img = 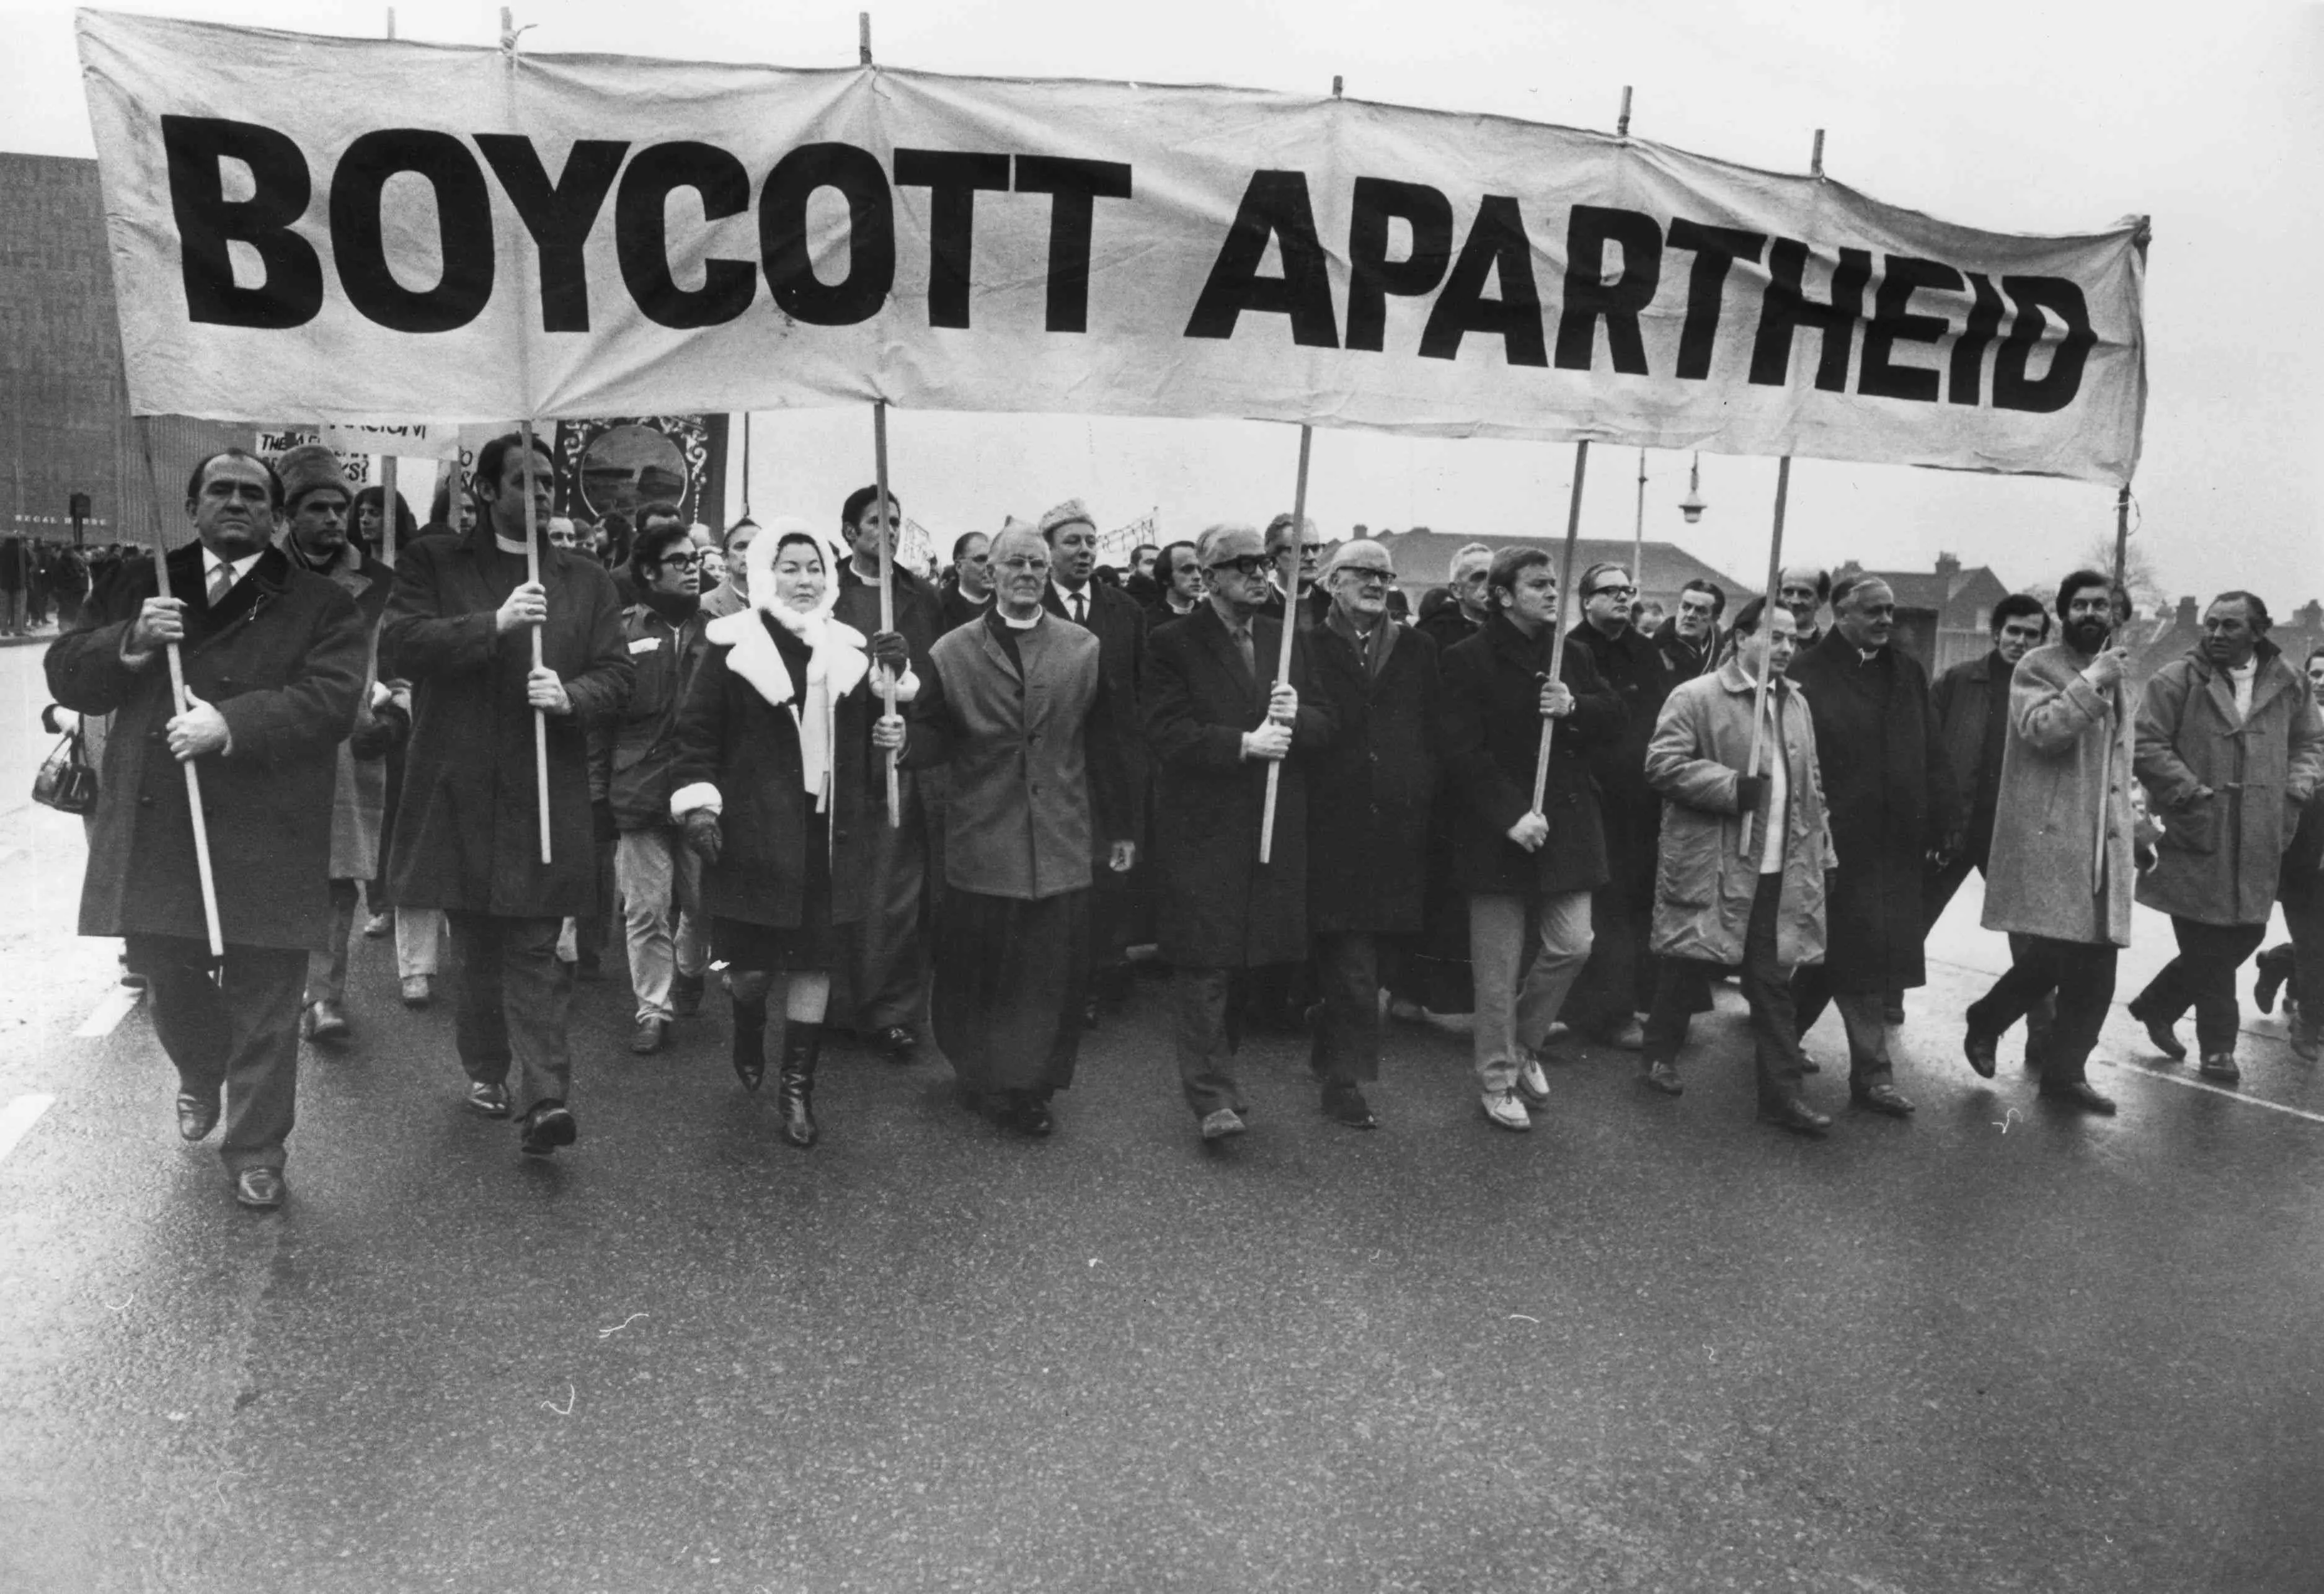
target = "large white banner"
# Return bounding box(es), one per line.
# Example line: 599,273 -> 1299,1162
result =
78,10 -> 2149,484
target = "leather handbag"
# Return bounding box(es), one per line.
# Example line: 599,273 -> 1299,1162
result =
32,703 -> 99,816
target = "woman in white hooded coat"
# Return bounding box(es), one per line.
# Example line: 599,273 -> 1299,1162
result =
668,519 -> 912,1146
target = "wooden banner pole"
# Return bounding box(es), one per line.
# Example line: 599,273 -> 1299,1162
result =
2093,483 -> 2131,885
1257,424 -> 1313,865
135,416 -> 224,960
520,419 -> 551,865
873,401 -> 900,827
1528,440 -> 1590,816
1736,456 -> 1792,858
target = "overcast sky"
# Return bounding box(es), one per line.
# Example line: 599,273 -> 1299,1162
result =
6,1 -> 2317,600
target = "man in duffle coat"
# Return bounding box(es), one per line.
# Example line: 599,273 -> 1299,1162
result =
1962,571 -> 2139,1114
47,449 -> 367,1209
2127,590 -> 2324,1081
1639,600 -> 1838,1133
1146,521 -> 1336,1142
1786,574 -> 1961,1118
905,524 -> 1135,1136
381,432 -> 632,1154
1305,539 -> 1442,1131
274,444 -> 408,1045
1439,545 -> 1623,1132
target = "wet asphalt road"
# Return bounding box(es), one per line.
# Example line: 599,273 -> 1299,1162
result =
3,644 -> 2323,1593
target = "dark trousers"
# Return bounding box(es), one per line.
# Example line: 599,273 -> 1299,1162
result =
305,878 -> 362,1005
1966,935 -> 2118,1084
1172,965 -> 1248,1119
2132,917 -> 2269,1057
445,912 -> 573,1118
2280,884 -> 2324,1020
1310,932 -> 1383,1090
1923,848 -> 2056,1046
1643,873 -> 1807,1110
835,767 -> 929,1033
1563,836 -> 1655,1035
127,933 -> 305,1175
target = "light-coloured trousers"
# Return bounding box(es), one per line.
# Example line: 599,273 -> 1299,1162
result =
616,827 -> 706,1022
1468,890 -> 1594,1092
396,907 -> 442,978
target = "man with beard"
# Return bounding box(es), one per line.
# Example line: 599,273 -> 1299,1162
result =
1561,561 -> 1674,1049
1787,574 -> 1959,1118
907,525 -> 1133,1135
2128,590 -> 2324,1082
1962,572 -> 2136,1113
592,519 -> 714,1054
47,450 -> 366,1209
1147,522 -> 1336,1142
1655,580 -> 1725,681
1040,499 -> 1150,1022
274,445 -> 407,1044
941,529 -> 995,631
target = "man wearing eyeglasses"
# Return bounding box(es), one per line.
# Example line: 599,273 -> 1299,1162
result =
1561,562 -> 1677,1051
1305,541 -> 1442,1129
1147,522 -> 1337,1142
1786,574 -> 1961,1118
1262,512 -> 1331,633
590,520 -> 714,1054
941,529 -> 995,632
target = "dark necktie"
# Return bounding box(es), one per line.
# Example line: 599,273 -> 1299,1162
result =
1071,590 -> 1086,625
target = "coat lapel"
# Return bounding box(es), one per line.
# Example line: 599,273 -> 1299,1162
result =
1190,602 -> 1257,698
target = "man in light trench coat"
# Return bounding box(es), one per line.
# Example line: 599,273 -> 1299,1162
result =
1962,571 -> 2140,1114
1639,599 -> 1838,1135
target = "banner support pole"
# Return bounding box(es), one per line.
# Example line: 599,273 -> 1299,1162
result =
1528,441 -> 1590,817
519,420 -> 551,865
135,416 -> 224,961
1257,424 -> 1311,865
2093,483 -> 2132,885
873,401 -> 900,827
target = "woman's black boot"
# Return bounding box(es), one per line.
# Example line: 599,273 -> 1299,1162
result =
778,1020 -> 823,1147
731,997 -> 768,1091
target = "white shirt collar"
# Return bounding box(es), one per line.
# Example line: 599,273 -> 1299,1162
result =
202,546 -> 265,583
1052,578 -> 1090,610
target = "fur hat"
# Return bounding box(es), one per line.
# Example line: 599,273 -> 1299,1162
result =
1037,499 -> 1096,539
275,444 -> 349,512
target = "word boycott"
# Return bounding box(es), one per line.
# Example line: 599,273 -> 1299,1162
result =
169,118 -> 2094,412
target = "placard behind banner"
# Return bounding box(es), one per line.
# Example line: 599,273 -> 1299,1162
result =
77,11 -> 2149,486
551,414 -> 728,529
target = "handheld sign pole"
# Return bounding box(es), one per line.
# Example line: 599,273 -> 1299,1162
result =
1528,440 -> 1590,816
378,456 -> 398,569
1257,424 -> 1312,865
1736,456 -> 1792,858
520,419 -> 551,865
135,417 -> 224,960
1631,448 -> 1646,607
2093,483 -> 2131,886
873,401 -> 900,827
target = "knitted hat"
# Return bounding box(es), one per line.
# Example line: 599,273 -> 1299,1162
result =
1037,498 -> 1096,539
276,444 -> 349,512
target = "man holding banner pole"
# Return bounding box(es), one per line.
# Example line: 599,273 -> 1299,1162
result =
48,448 -> 368,1210
381,432 -> 631,1155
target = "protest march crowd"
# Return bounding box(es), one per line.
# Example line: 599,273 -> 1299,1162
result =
47,437 -> 2320,1213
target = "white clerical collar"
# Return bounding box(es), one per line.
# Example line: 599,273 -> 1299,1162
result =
1000,607 -> 1041,631
493,532 -> 530,556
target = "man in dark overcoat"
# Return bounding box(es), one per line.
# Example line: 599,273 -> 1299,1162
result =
907,525 -> 1134,1136
1038,498 -> 1150,1022
47,449 -> 366,1209
1146,522 -> 1336,1141
1561,560 -> 1675,1048
1440,546 -> 1623,1131
1786,574 -> 1960,1116
381,433 -> 632,1154
1306,540 -> 1440,1130
830,483 -> 945,1059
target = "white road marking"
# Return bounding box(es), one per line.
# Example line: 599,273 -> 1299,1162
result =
2090,1057 -> 2324,1126
0,1093 -> 56,1165
75,984 -> 142,1038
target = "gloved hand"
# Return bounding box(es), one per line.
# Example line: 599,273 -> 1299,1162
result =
682,809 -> 722,865
869,630 -> 909,675
1733,775 -> 1766,815
347,701 -> 409,760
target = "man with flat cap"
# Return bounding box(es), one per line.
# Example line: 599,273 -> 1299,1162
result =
1146,521 -> 1336,1141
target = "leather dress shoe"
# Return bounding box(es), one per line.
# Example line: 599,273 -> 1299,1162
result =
2134,1008 -> 2188,1062
872,1025 -> 918,1062
1757,1098 -> 1831,1137
630,1017 -> 668,1055
1199,1107 -> 1247,1141
234,1167 -> 285,1210
301,999 -> 350,1042
2256,958 -> 2288,1015
2040,1079 -> 2117,1114
176,1092 -> 220,1142
1963,1028 -> 1998,1079
2198,1053 -> 2240,1084
1797,1051 -> 1822,1074
1643,1061 -> 1683,1096
464,1080 -> 511,1118
1008,1093 -> 1056,1138
1321,1084 -> 1378,1129
671,973 -> 704,1017
519,1103 -> 579,1156
1851,1081 -> 1916,1116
